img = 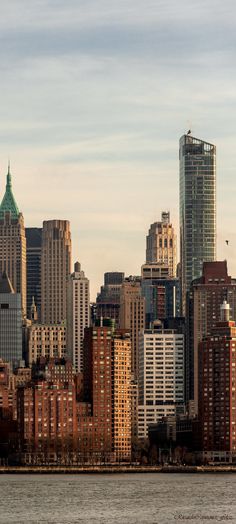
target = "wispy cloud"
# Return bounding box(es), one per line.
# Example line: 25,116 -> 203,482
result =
0,0 -> 236,297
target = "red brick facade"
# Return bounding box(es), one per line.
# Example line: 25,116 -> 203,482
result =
199,320 -> 236,452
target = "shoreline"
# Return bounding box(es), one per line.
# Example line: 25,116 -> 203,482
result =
1,465 -> 236,474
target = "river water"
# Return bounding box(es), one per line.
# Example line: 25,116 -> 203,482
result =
0,473 -> 234,524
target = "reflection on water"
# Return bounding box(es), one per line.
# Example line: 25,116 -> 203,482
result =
0,473 -> 234,524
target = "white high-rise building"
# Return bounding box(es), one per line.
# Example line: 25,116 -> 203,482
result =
67,262 -> 90,372
138,322 -> 184,439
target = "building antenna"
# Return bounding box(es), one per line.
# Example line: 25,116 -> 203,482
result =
186,120 -> 193,136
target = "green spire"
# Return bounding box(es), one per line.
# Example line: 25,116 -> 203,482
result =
0,164 -> 20,219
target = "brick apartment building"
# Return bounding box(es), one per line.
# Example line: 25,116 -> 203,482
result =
199,301 -> 236,462
17,361 -> 77,462
187,261 -> 236,414
17,334 -> 132,464
82,323 -> 132,462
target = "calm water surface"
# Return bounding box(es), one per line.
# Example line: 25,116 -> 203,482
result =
0,473 -> 235,524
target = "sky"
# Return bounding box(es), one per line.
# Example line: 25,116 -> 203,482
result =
0,0 -> 236,299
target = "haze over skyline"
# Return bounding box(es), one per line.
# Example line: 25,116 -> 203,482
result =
0,0 -> 236,298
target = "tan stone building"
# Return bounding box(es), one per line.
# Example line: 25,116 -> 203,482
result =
28,324 -> 67,365
119,279 -> 145,379
41,220 -> 71,324
146,211 -> 177,277
0,167 -> 27,315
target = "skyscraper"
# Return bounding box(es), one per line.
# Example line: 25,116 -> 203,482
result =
67,262 -> 90,372
179,134 -> 216,313
26,228 -> 42,321
119,278 -> 145,379
0,272 -> 22,368
146,212 -> 177,277
41,220 -> 71,324
0,167 -> 27,316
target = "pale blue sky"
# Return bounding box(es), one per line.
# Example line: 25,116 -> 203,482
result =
0,0 -> 236,298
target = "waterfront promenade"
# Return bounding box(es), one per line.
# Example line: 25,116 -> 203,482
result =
1,464 -> 236,474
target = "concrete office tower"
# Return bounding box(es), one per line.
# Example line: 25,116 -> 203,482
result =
41,220 -> 71,324
27,324 -> 67,365
179,134 -> 216,313
120,279 -> 145,379
0,272 -> 22,369
141,263 -> 180,326
96,272 -> 124,326
199,301 -> 236,462
146,212 -> 177,277
186,261 -> 236,415
26,228 -> 42,321
0,167 -> 27,316
67,262 -> 90,373
83,322 -> 132,462
138,321 -> 184,439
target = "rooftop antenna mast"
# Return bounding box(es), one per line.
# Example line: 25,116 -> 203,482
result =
186,120 -> 193,136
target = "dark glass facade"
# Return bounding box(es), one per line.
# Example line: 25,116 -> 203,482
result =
0,292 -> 22,368
26,228 -> 42,320
141,278 -> 180,327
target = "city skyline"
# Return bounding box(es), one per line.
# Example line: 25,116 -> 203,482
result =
0,144 -> 233,303
0,1 -> 236,299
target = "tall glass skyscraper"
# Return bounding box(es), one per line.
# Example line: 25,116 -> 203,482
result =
179,134 -> 216,313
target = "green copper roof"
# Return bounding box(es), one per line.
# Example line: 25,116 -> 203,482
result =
0,165 -> 19,219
